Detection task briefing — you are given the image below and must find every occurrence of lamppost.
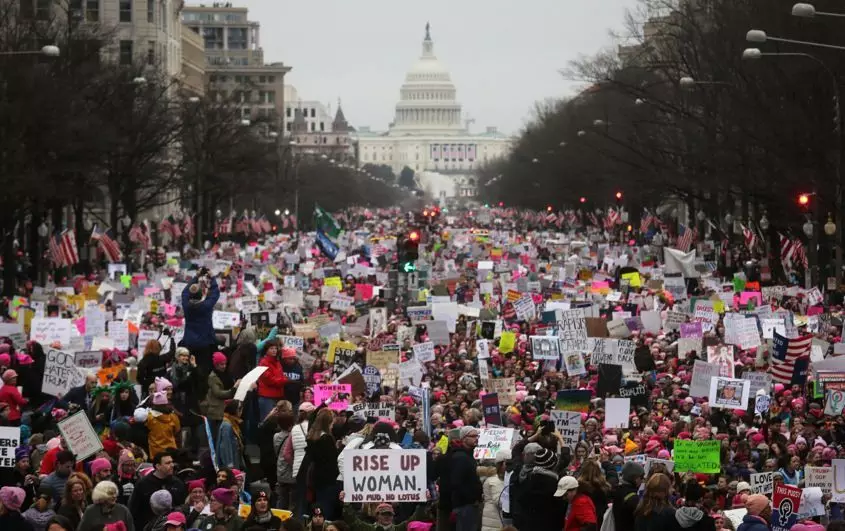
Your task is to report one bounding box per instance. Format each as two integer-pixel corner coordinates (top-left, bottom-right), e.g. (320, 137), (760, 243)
(0, 45), (60, 57)
(743, 45), (842, 286)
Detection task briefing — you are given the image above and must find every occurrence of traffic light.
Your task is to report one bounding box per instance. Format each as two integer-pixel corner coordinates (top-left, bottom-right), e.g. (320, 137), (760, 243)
(798, 193), (810, 208)
(399, 230), (420, 273)
(547, 205), (553, 212)
(615, 191), (623, 203)
(579, 197), (586, 204)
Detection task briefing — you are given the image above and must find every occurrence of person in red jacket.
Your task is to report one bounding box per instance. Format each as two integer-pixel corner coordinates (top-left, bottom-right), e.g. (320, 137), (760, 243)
(0, 370), (28, 425)
(257, 339), (286, 421)
(556, 476), (598, 531)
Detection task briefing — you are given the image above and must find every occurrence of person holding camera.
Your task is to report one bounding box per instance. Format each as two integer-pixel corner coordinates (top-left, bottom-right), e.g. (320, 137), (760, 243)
(180, 267), (220, 374)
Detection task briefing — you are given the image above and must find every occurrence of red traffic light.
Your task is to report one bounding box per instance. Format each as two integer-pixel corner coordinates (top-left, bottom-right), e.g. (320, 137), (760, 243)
(498, 202), (504, 207)
(547, 206), (553, 212)
(409, 231), (420, 242)
(615, 191), (623, 200)
(423, 209), (429, 216)
(798, 194), (810, 206)
(579, 197), (586, 203)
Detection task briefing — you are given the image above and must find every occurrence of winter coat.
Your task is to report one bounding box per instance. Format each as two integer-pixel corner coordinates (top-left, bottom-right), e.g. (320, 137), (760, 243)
(282, 360), (304, 404)
(273, 429), (293, 485)
(481, 474), (505, 531)
(611, 481), (640, 529)
(291, 421), (309, 478)
(21, 508), (54, 531)
(447, 442), (483, 510)
(634, 507), (677, 531)
(128, 473), (187, 531)
(0, 511), (34, 531)
(181, 278), (220, 349)
(736, 514), (770, 531)
(564, 493), (597, 531)
(0, 384), (27, 421)
(341, 504), (428, 531)
(675, 507), (717, 531)
(257, 355), (286, 400)
(519, 467), (563, 531)
(202, 371), (235, 421)
(243, 512), (281, 531)
(78, 502), (135, 531)
(216, 418), (245, 470)
(302, 433), (338, 489)
(195, 513), (243, 531)
(146, 408), (181, 459)
(137, 353), (173, 397)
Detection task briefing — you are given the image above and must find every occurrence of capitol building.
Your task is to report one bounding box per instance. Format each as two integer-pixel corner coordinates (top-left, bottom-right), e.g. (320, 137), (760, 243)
(355, 24), (512, 202)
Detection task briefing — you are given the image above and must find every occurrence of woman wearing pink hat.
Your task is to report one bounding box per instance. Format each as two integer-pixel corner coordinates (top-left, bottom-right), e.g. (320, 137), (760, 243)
(0, 370), (27, 425)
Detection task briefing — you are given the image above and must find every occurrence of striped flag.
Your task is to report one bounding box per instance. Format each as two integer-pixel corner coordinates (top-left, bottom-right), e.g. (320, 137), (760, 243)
(770, 332), (812, 384)
(779, 233), (796, 264)
(741, 223), (758, 252)
(793, 239), (808, 269)
(640, 212), (654, 233)
(677, 224), (697, 252)
(60, 230), (79, 266)
(90, 225), (123, 263)
(182, 214), (195, 241)
(48, 232), (65, 268)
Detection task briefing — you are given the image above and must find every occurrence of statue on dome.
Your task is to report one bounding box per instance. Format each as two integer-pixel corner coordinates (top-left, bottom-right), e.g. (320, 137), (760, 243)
(425, 22), (431, 40)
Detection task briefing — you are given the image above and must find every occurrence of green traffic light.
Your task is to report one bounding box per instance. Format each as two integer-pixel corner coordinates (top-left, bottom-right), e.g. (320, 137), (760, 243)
(402, 262), (417, 273)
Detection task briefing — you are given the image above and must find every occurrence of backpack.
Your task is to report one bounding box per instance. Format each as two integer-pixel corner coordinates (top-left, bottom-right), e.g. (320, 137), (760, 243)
(282, 431), (294, 465)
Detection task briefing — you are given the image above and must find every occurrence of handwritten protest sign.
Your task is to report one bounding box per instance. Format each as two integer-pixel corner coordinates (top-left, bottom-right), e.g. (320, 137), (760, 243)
(314, 383), (352, 411)
(342, 449), (427, 503)
(73, 351), (103, 370)
(42, 348), (86, 397)
(212, 311), (240, 329)
(558, 309), (587, 353)
(806, 466), (833, 495)
(30, 318), (72, 347)
(673, 439), (721, 473)
(490, 377), (516, 405)
(550, 410), (581, 449)
(473, 428), (515, 460)
(57, 411), (103, 461)
(412, 342), (435, 363)
(351, 402), (396, 420)
(0, 427), (20, 467)
(750, 471), (773, 494)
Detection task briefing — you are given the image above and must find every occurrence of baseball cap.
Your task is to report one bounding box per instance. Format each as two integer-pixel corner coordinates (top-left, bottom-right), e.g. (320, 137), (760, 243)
(165, 512), (186, 527)
(554, 476), (579, 497)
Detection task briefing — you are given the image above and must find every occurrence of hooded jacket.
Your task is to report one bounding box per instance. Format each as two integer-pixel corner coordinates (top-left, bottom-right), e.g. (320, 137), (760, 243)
(736, 514), (770, 531)
(257, 354), (286, 400)
(675, 507), (716, 531)
(181, 277), (220, 348)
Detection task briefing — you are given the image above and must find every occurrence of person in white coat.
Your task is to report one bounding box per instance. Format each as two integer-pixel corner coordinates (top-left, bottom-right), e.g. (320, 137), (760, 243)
(481, 449), (510, 531)
(291, 402), (314, 518)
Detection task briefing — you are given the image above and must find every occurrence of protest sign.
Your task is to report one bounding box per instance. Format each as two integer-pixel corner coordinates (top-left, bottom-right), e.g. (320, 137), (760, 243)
(314, 383), (352, 411)
(746, 371), (772, 396)
(772, 483), (802, 531)
(550, 410), (581, 449)
(749, 471), (773, 494)
(805, 466), (833, 495)
(530, 335), (560, 361)
(58, 411), (103, 461)
(30, 317), (73, 347)
(481, 393), (502, 426)
(42, 348), (86, 397)
(709, 377), (750, 410)
(690, 360), (720, 398)
(234, 366), (268, 401)
(673, 439), (721, 473)
(362, 366), (382, 398)
(644, 458), (675, 475)
(605, 398), (630, 429)
(0, 427), (20, 467)
(351, 402), (396, 420)
(412, 342), (435, 363)
(107, 320), (129, 350)
(342, 449), (427, 503)
(212, 311), (240, 329)
(490, 377), (516, 405)
(281, 335), (305, 352)
(73, 351), (103, 370)
(473, 428), (515, 460)
(558, 309), (587, 352)
(476, 339), (490, 359)
(833, 459), (845, 502)
(707, 345), (736, 378)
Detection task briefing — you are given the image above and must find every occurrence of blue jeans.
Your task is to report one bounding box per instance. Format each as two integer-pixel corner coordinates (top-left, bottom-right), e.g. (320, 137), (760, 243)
(314, 483), (338, 520)
(258, 397), (277, 423)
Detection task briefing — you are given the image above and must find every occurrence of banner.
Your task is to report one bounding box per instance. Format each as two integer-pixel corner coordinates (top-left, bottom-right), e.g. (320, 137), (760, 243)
(351, 402), (395, 420)
(342, 449), (427, 503)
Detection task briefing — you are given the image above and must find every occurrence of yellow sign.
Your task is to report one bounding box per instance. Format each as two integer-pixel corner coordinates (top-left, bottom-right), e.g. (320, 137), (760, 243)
(327, 339), (357, 363)
(499, 331), (516, 354)
(621, 272), (642, 288)
(149, 300), (159, 314)
(238, 505), (291, 521)
(366, 350), (399, 370)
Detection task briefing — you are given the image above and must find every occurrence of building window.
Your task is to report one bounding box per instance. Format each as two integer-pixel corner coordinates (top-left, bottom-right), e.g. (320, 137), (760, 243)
(286, 122), (291, 132)
(268, 76), (275, 83)
(310, 123), (315, 132)
(310, 108), (315, 118)
(119, 40), (132, 65)
(228, 27), (247, 50)
(243, 91), (251, 103)
(242, 108), (251, 119)
(20, 0), (34, 19)
(147, 41), (155, 65)
(285, 107), (291, 118)
(146, 0), (153, 22)
(319, 122), (324, 132)
(259, 76), (266, 83)
(265, 91), (275, 103)
(119, 0), (131, 22)
(202, 27), (223, 50)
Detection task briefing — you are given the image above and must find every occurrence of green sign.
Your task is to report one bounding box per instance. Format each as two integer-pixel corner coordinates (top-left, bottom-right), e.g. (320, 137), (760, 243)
(673, 439), (721, 474)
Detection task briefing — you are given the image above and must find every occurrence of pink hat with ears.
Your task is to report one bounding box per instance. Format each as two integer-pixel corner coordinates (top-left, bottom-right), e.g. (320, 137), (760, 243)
(774, 383), (785, 394)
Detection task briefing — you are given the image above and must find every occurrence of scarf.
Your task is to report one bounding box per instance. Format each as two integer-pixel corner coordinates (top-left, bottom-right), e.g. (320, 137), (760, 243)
(224, 413), (243, 449)
(214, 368), (234, 390)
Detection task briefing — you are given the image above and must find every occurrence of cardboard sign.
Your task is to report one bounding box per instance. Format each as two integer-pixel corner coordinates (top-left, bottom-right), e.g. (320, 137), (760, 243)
(73, 351), (103, 370)
(550, 410), (581, 449)
(473, 428), (515, 460)
(490, 377), (516, 405)
(342, 449), (427, 503)
(0, 427), (20, 467)
(709, 377), (750, 410)
(42, 348), (86, 397)
(212, 311), (240, 329)
(30, 317), (73, 347)
(772, 483), (802, 531)
(805, 466), (832, 496)
(57, 411), (103, 461)
(558, 309), (587, 353)
(673, 439), (721, 473)
(350, 402), (396, 420)
(314, 383), (352, 411)
(412, 342), (435, 363)
(750, 471), (773, 494)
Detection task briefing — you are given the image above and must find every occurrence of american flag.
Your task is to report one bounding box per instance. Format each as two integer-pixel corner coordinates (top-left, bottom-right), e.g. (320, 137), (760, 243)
(60, 230), (79, 266)
(48, 232), (65, 268)
(587, 212), (599, 227)
(259, 215), (272, 233)
(676, 224), (697, 252)
(235, 214), (250, 234)
(182, 214), (195, 241)
(770, 332), (812, 384)
(793, 239), (808, 269)
(779, 233), (796, 264)
(640, 212), (654, 233)
(289, 214), (297, 229)
(741, 224), (758, 252)
(128, 222), (151, 250)
(90, 225), (123, 263)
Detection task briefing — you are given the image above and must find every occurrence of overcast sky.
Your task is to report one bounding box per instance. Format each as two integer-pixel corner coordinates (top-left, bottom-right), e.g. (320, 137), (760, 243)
(231, 0), (640, 135)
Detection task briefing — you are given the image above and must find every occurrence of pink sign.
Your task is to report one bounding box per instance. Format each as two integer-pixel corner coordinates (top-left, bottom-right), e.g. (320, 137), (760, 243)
(314, 383), (352, 411)
(739, 291), (762, 306)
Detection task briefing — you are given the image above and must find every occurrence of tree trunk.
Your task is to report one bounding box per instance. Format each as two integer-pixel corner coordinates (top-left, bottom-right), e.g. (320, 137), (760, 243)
(2, 219), (16, 297)
(28, 204), (40, 285)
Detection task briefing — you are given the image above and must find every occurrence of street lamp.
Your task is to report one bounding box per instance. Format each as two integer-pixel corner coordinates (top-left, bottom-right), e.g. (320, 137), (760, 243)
(825, 214), (837, 236)
(792, 3), (845, 17)
(804, 219), (814, 237)
(0, 45), (60, 57)
(746, 28), (845, 51)
(284, 209), (290, 216)
(635, 98), (646, 105)
(274, 209), (280, 216)
(680, 76), (731, 89)
(577, 130), (586, 137)
(132, 77), (147, 85)
(240, 119), (251, 126)
(321, 154), (328, 160)
(188, 96), (200, 103)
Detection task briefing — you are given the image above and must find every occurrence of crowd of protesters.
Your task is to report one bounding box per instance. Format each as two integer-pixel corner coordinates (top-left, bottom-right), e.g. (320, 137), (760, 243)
(0, 206), (841, 531)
